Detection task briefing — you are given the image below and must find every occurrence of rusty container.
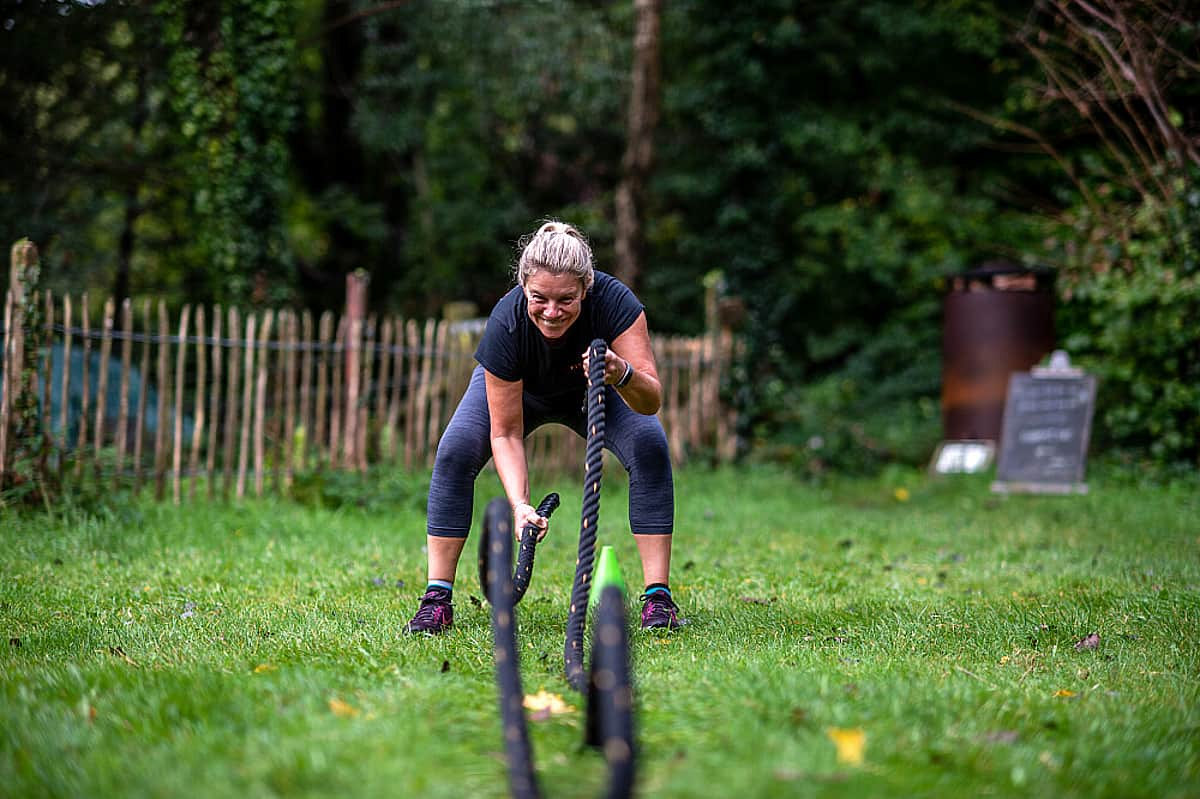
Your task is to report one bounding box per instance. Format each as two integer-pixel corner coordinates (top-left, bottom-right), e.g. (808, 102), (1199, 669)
(941, 262), (1056, 441)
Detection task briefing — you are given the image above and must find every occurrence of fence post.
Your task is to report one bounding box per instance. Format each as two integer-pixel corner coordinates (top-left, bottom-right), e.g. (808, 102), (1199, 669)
(343, 270), (369, 472)
(2, 240), (45, 493)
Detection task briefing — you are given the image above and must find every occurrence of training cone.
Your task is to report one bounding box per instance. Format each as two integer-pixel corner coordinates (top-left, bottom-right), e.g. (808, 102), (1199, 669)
(588, 545), (626, 610)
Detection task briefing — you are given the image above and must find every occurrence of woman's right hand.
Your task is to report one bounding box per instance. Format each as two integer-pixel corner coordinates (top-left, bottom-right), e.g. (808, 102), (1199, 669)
(514, 502), (549, 542)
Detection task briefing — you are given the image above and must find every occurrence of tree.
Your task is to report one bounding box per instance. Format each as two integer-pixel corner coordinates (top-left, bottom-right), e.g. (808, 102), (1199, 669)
(1012, 0), (1200, 465)
(613, 0), (662, 293)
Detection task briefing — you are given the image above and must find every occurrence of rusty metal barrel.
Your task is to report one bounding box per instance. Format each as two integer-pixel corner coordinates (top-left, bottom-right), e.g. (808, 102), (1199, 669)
(941, 262), (1056, 441)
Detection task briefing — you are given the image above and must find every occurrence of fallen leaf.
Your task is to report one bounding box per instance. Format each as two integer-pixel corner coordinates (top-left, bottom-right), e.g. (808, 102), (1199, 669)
(253, 663), (277, 674)
(894, 488), (910, 502)
(107, 645), (140, 668)
(1074, 633), (1100, 651)
(329, 698), (360, 718)
(523, 690), (575, 720)
(1053, 689), (1076, 698)
(826, 727), (866, 766)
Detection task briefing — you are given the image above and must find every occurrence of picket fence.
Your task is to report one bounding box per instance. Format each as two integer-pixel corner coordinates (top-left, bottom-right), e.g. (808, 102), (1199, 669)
(2, 270), (737, 505)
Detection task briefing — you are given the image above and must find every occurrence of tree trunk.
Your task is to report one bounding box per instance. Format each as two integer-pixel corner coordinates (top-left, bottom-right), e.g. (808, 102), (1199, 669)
(613, 0), (662, 293)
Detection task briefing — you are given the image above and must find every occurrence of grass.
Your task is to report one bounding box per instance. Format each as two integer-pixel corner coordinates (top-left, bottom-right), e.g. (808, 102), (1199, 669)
(2, 465), (1198, 798)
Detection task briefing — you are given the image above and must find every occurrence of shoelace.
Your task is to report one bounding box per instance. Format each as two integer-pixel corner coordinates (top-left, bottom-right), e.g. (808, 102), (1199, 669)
(639, 593), (677, 621)
(413, 591), (449, 623)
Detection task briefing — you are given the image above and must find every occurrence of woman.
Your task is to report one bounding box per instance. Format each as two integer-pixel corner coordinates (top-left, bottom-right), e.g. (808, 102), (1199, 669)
(405, 220), (683, 634)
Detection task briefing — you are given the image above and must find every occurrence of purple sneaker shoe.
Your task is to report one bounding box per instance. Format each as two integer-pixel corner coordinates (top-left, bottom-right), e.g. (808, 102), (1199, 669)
(640, 591), (685, 630)
(404, 586), (454, 634)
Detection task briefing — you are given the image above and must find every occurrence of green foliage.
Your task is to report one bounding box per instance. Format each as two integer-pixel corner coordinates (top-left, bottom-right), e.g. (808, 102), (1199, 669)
(3, 0), (1191, 476)
(653, 0), (1047, 471)
(288, 467), (429, 513)
(349, 1), (630, 312)
(157, 0), (298, 304)
(1055, 171), (1200, 468)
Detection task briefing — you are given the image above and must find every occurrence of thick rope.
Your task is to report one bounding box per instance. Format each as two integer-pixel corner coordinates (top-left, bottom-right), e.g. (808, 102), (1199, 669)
(482, 497), (541, 799)
(479, 337), (633, 798)
(564, 338), (606, 692)
(480, 492), (560, 608)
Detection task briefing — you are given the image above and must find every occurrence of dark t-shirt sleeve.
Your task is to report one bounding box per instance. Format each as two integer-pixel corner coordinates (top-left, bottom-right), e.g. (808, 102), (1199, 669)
(590, 272), (644, 339)
(475, 287), (523, 381)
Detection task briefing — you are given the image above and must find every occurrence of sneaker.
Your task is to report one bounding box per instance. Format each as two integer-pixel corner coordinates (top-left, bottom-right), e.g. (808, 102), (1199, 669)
(404, 586), (454, 634)
(639, 591), (685, 630)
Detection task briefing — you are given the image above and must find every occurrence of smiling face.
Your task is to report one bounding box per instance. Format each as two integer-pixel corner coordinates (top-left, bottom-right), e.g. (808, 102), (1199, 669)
(523, 270), (585, 340)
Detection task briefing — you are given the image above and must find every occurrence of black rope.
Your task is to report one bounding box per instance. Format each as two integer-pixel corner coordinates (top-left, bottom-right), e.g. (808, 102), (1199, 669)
(478, 492), (560, 608)
(479, 337), (634, 799)
(564, 338), (607, 692)
(482, 497), (541, 799)
(586, 584), (636, 799)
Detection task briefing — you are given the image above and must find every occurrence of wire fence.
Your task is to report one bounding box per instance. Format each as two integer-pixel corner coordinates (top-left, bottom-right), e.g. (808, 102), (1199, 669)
(2, 286), (737, 504)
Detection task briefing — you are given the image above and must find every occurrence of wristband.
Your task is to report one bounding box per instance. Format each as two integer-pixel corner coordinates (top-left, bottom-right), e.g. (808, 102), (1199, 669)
(615, 360), (634, 388)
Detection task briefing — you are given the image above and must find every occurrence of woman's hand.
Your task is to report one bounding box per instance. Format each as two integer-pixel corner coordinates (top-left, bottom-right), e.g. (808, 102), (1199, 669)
(581, 346), (631, 386)
(579, 313), (663, 415)
(514, 502), (549, 542)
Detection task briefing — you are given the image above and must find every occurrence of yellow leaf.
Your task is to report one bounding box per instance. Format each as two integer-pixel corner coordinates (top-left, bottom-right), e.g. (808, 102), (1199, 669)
(893, 488), (910, 502)
(523, 690), (575, 717)
(329, 698), (360, 718)
(1053, 689), (1076, 698)
(253, 663), (277, 674)
(826, 727), (866, 766)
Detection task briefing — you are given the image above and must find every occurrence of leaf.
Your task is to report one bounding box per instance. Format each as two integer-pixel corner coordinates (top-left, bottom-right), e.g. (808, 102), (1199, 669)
(329, 698), (360, 718)
(1074, 633), (1100, 651)
(1053, 689), (1076, 697)
(107, 645), (140, 668)
(826, 727), (866, 766)
(523, 690), (575, 721)
(893, 487), (911, 502)
(253, 663), (277, 674)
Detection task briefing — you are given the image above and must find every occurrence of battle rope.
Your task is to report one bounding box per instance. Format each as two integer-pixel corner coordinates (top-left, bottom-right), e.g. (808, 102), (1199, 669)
(478, 338), (633, 799)
(481, 498), (634, 799)
(478, 491), (561, 608)
(564, 338), (607, 692)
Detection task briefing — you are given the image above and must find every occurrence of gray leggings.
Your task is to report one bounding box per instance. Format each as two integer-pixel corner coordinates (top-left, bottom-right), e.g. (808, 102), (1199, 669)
(427, 366), (674, 538)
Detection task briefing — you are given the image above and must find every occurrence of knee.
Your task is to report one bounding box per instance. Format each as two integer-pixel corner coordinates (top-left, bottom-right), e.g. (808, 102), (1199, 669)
(623, 426), (672, 481)
(433, 431), (489, 478)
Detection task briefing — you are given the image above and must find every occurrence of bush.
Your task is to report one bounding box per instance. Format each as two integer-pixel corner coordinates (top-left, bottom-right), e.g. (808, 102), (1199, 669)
(1056, 173), (1200, 468)
(288, 467), (429, 513)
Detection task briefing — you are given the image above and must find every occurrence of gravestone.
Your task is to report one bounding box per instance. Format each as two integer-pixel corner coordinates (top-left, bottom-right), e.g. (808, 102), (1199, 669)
(992, 351), (1097, 494)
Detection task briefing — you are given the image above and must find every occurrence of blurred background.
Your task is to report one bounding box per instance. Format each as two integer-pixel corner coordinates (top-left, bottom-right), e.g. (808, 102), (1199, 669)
(2, 0), (1196, 476)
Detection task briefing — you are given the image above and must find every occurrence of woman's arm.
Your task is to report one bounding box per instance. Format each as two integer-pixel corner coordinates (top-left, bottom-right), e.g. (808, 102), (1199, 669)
(484, 369), (548, 539)
(592, 311), (663, 415)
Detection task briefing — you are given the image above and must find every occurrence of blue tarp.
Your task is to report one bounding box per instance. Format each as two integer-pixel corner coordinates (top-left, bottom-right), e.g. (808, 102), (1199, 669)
(1, 343), (194, 448)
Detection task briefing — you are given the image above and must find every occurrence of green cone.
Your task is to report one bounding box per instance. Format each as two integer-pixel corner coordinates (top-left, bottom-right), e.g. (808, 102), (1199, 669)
(588, 545), (626, 609)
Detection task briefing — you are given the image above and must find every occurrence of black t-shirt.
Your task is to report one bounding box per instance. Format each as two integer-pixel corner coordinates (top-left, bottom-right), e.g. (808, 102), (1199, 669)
(475, 271), (644, 405)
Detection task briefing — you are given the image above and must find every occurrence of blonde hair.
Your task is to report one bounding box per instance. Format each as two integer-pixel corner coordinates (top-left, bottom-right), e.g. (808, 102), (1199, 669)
(514, 220), (595, 292)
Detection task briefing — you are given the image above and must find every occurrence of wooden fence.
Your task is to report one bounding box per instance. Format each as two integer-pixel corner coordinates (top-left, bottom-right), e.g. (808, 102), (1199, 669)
(1, 255), (737, 504)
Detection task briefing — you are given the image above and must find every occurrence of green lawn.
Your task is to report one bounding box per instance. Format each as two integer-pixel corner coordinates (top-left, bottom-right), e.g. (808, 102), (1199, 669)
(2, 466), (1198, 798)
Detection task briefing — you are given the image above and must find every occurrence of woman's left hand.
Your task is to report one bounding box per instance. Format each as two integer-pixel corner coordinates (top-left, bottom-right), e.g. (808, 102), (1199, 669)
(581, 347), (629, 387)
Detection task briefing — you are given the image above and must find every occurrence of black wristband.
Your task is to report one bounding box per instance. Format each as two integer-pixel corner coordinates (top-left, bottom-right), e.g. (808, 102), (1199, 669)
(615, 360), (634, 388)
